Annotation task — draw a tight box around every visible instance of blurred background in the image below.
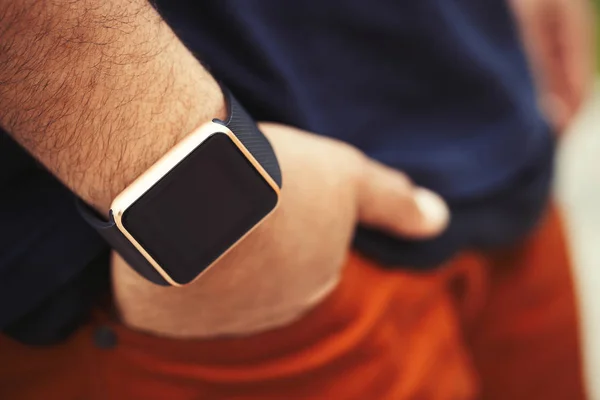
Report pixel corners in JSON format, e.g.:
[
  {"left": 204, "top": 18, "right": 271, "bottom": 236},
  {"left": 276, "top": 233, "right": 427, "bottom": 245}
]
[{"left": 558, "top": 0, "right": 600, "bottom": 396}]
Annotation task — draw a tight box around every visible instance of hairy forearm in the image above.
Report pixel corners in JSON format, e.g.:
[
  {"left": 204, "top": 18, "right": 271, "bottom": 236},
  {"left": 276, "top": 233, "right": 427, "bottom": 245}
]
[{"left": 0, "top": 0, "right": 225, "bottom": 212}]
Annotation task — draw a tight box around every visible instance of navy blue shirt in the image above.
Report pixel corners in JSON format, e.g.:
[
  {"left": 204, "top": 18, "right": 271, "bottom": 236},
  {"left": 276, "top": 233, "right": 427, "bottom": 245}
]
[{"left": 0, "top": 0, "right": 553, "bottom": 342}]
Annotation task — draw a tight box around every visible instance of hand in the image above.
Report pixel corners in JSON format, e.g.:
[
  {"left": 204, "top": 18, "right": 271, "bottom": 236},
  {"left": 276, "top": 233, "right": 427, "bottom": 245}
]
[
  {"left": 510, "top": 0, "right": 595, "bottom": 132},
  {"left": 112, "top": 123, "right": 450, "bottom": 338}
]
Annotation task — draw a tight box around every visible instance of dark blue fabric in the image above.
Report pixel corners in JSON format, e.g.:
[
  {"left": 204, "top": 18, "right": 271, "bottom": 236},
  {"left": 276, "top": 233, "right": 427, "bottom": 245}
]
[
  {"left": 1, "top": 0, "right": 552, "bottom": 342},
  {"left": 155, "top": 0, "right": 549, "bottom": 199},
  {"left": 0, "top": 134, "right": 108, "bottom": 330},
  {"left": 155, "top": 0, "right": 553, "bottom": 265}
]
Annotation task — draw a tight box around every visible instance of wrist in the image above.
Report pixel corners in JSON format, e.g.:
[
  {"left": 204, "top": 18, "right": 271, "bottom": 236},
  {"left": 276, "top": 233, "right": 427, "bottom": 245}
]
[
  {"left": 0, "top": 0, "right": 227, "bottom": 214},
  {"left": 86, "top": 73, "right": 228, "bottom": 214}
]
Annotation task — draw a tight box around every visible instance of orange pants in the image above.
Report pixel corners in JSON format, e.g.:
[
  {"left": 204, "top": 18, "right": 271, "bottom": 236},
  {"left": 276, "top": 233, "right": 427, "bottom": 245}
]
[{"left": 0, "top": 207, "right": 586, "bottom": 399}]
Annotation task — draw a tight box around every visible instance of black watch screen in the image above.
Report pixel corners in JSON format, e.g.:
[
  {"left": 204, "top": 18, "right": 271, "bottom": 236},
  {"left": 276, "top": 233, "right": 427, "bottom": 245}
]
[{"left": 121, "top": 132, "right": 279, "bottom": 284}]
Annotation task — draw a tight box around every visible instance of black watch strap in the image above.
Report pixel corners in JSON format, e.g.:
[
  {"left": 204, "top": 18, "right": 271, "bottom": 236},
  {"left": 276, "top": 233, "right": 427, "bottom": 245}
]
[
  {"left": 214, "top": 89, "right": 282, "bottom": 187},
  {"left": 77, "top": 87, "right": 281, "bottom": 285},
  {"left": 77, "top": 203, "right": 169, "bottom": 284}
]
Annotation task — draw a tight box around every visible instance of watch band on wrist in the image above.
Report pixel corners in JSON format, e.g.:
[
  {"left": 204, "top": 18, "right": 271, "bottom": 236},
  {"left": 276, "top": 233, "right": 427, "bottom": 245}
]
[
  {"left": 214, "top": 89, "right": 282, "bottom": 188},
  {"left": 77, "top": 86, "right": 281, "bottom": 286}
]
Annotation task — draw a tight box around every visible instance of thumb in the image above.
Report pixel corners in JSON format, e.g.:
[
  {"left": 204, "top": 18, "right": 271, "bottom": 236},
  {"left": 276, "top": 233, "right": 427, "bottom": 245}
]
[{"left": 356, "top": 159, "right": 450, "bottom": 239}]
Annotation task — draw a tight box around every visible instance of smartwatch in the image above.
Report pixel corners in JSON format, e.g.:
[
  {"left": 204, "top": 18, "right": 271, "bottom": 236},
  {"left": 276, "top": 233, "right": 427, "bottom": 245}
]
[{"left": 78, "top": 88, "right": 282, "bottom": 286}]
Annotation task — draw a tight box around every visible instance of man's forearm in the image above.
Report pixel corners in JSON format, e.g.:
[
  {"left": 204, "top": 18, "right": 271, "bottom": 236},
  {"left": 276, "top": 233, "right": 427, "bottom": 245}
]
[{"left": 0, "top": 0, "right": 225, "bottom": 212}]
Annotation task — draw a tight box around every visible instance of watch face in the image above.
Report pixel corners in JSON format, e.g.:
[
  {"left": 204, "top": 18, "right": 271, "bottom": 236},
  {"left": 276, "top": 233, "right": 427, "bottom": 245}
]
[{"left": 120, "top": 132, "right": 279, "bottom": 284}]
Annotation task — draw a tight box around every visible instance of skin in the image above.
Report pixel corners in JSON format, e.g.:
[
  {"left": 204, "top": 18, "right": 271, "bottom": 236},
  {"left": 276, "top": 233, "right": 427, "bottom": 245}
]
[
  {"left": 511, "top": 0, "right": 596, "bottom": 132},
  {"left": 113, "top": 123, "right": 450, "bottom": 337},
  {"left": 0, "top": 0, "right": 226, "bottom": 212},
  {"left": 0, "top": 0, "right": 449, "bottom": 338}
]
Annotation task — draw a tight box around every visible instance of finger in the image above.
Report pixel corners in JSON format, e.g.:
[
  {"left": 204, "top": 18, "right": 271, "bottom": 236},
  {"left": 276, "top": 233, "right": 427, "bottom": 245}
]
[
  {"left": 511, "top": 0, "right": 570, "bottom": 126},
  {"left": 512, "top": 0, "right": 560, "bottom": 93},
  {"left": 356, "top": 159, "right": 449, "bottom": 239},
  {"left": 558, "top": 0, "right": 595, "bottom": 116}
]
